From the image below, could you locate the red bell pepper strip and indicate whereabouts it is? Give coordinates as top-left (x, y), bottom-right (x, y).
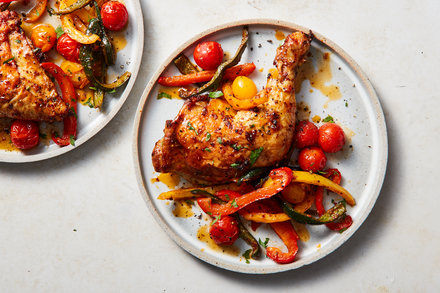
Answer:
top-left (197, 167), bottom-right (293, 216)
top-left (41, 62), bottom-right (77, 146)
top-left (315, 169), bottom-right (353, 232)
top-left (158, 63), bottom-right (256, 87)
top-left (266, 221), bottom-right (299, 264)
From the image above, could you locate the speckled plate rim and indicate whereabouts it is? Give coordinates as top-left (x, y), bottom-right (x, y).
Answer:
top-left (0, 0), bottom-right (144, 163)
top-left (132, 19), bottom-right (388, 274)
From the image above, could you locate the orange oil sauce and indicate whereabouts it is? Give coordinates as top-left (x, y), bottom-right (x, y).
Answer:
top-left (197, 224), bottom-right (240, 256)
top-left (150, 173), bottom-right (181, 189)
top-left (0, 119), bottom-right (16, 151)
top-left (275, 30), bottom-right (285, 41)
top-left (157, 86), bottom-right (182, 100)
top-left (296, 101), bottom-right (311, 121)
top-left (296, 52), bottom-right (342, 108)
top-left (312, 115), bottom-right (321, 123)
top-left (172, 200), bottom-right (194, 218)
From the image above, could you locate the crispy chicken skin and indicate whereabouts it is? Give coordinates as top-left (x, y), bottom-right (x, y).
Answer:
top-left (152, 31), bottom-right (312, 184)
top-left (0, 10), bottom-right (67, 122)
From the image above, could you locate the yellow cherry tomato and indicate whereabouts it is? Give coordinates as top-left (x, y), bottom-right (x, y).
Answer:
top-left (231, 76), bottom-right (258, 100)
top-left (31, 24), bottom-right (56, 52)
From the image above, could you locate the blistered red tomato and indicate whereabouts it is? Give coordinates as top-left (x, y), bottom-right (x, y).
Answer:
top-left (56, 34), bottom-right (80, 62)
top-left (298, 146), bottom-right (327, 172)
top-left (31, 24), bottom-right (57, 52)
top-left (318, 123), bottom-right (345, 153)
top-left (10, 120), bottom-right (40, 150)
top-left (294, 120), bottom-right (319, 149)
top-left (209, 215), bottom-right (239, 246)
top-left (101, 1), bottom-right (128, 31)
top-left (193, 41), bottom-right (223, 70)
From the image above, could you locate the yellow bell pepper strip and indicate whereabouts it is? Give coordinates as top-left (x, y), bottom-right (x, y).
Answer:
top-left (48, 0), bottom-right (93, 15)
top-left (157, 63), bottom-right (256, 87)
top-left (266, 221), bottom-right (299, 264)
top-left (61, 14), bottom-right (100, 44)
top-left (196, 167), bottom-right (293, 216)
top-left (241, 212), bottom-right (290, 223)
top-left (24, 0), bottom-right (47, 23)
top-left (157, 182), bottom-right (254, 200)
top-left (315, 169), bottom-right (353, 232)
top-left (222, 80), bottom-right (268, 110)
top-left (289, 171), bottom-right (356, 206)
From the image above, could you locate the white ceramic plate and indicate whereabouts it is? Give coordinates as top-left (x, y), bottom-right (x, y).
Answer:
top-left (133, 20), bottom-right (387, 274)
top-left (0, 0), bottom-right (144, 163)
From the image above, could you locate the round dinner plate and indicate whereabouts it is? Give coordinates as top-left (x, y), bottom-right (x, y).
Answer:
top-left (0, 0), bottom-right (144, 163)
top-left (133, 19), bottom-right (387, 274)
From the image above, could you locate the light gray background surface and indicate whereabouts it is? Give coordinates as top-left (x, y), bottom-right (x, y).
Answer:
top-left (1, 0), bottom-right (438, 292)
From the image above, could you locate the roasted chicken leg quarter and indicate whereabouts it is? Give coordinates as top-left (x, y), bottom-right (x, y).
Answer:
top-left (152, 31), bottom-right (312, 184)
top-left (0, 10), bottom-right (68, 122)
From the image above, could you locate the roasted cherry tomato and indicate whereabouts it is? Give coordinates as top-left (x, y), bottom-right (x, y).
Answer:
top-left (101, 1), bottom-right (128, 31)
top-left (232, 76), bottom-right (257, 100)
top-left (10, 120), bottom-right (40, 150)
top-left (294, 120), bottom-right (318, 149)
top-left (31, 24), bottom-right (56, 52)
top-left (298, 146), bottom-right (327, 172)
top-left (318, 123), bottom-right (345, 153)
top-left (56, 34), bottom-right (80, 62)
top-left (209, 215), bottom-right (239, 246)
top-left (193, 41), bottom-right (223, 70)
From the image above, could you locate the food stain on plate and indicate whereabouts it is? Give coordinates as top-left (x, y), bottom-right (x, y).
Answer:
top-left (296, 52), bottom-right (342, 108)
top-left (197, 224), bottom-right (240, 256)
top-left (172, 200), bottom-right (194, 218)
top-left (274, 30), bottom-right (285, 41)
top-left (151, 172), bottom-right (181, 189)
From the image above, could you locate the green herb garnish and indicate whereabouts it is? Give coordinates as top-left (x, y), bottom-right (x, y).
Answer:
top-left (211, 215), bottom-right (221, 226)
top-left (322, 115), bottom-right (335, 123)
top-left (55, 26), bottom-right (64, 38)
top-left (157, 92), bottom-right (172, 99)
top-left (249, 147), bottom-right (264, 166)
top-left (230, 162), bottom-right (240, 168)
top-left (69, 135), bottom-right (76, 146)
top-left (205, 132), bottom-right (211, 141)
top-left (231, 199), bottom-right (238, 208)
top-left (187, 122), bottom-right (199, 135)
top-left (258, 237), bottom-right (269, 248)
top-left (204, 148), bottom-right (211, 152)
top-left (242, 249), bottom-right (252, 264)
top-left (217, 137), bottom-right (223, 144)
top-left (3, 57), bottom-right (14, 64)
top-left (208, 91), bottom-right (224, 98)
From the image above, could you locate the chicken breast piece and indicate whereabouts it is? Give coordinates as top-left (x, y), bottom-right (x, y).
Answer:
top-left (152, 31), bottom-right (312, 184)
top-left (0, 10), bottom-right (68, 122)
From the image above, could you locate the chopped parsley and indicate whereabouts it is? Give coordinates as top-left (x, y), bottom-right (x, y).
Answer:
top-left (157, 92), bottom-right (171, 99)
top-left (211, 215), bottom-right (221, 226)
top-left (84, 98), bottom-right (94, 108)
top-left (230, 199), bottom-right (238, 208)
top-left (224, 194), bottom-right (230, 201)
top-left (242, 249), bottom-right (252, 264)
top-left (230, 162), bottom-right (240, 168)
top-left (69, 135), bottom-right (76, 146)
top-left (249, 147), bottom-right (264, 166)
top-left (187, 122), bottom-right (199, 135)
top-left (258, 237), bottom-right (269, 248)
top-left (55, 26), bottom-right (64, 39)
top-left (232, 144), bottom-right (243, 151)
top-left (14, 39), bottom-right (21, 44)
top-left (3, 57), bottom-right (14, 64)
top-left (89, 86), bottom-right (98, 91)
top-left (208, 91), bottom-right (224, 98)
top-left (205, 132), bottom-right (211, 141)
top-left (322, 115), bottom-right (335, 123)
top-left (204, 148), bottom-right (211, 152)
top-left (217, 137), bottom-right (223, 144)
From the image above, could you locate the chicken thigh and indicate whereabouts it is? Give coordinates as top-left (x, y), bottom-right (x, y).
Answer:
top-left (152, 31), bottom-right (312, 184)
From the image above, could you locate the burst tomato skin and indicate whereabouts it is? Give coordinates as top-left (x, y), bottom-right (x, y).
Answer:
top-left (209, 215), bottom-right (239, 246)
top-left (56, 34), bottom-right (80, 62)
top-left (193, 41), bottom-right (223, 70)
top-left (294, 121), bottom-right (319, 149)
top-left (31, 24), bottom-right (57, 52)
top-left (101, 1), bottom-right (128, 31)
top-left (298, 146), bottom-right (327, 172)
top-left (318, 123), bottom-right (345, 153)
top-left (10, 120), bottom-right (40, 150)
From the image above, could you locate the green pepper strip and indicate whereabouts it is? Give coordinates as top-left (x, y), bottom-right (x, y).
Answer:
top-left (48, 0), bottom-right (93, 15)
top-left (80, 19), bottom-right (131, 92)
top-left (173, 54), bottom-right (199, 75)
top-left (93, 1), bottom-right (115, 66)
top-left (282, 200), bottom-right (347, 225)
top-left (193, 189), bottom-right (261, 259)
top-left (237, 168), bottom-right (269, 185)
top-left (191, 26), bottom-right (249, 97)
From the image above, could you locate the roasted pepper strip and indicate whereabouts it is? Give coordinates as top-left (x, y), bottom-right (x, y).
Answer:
top-left (93, 1), bottom-right (115, 65)
top-left (192, 27), bottom-right (249, 96)
top-left (266, 221), bottom-right (299, 264)
top-left (41, 62), bottom-right (77, 146)
top-left (235, 215), bottom-right (261, 259)
top-left (48, 0), bottom-right (93, 15)
top-left (289, 171), bottom-right (356, 206)
top-left (158, 63), bottom-right (256, 87)
top-left (157, 183), bottom-right (253, 200)
top-left (25, 0), bottom-right (47, 23)
top-left (173, 54), bottom-right (199, 75)
top-left (241, 212), bottom-right (290, 223)
top-left (282, 200), bottom-right (347, 225)
top-left (61, 14), bottom-right (100, 44)
top-left (315, 169), bottom-right (353, 232)
top-left (197, 167), bottom-right (293, 216)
